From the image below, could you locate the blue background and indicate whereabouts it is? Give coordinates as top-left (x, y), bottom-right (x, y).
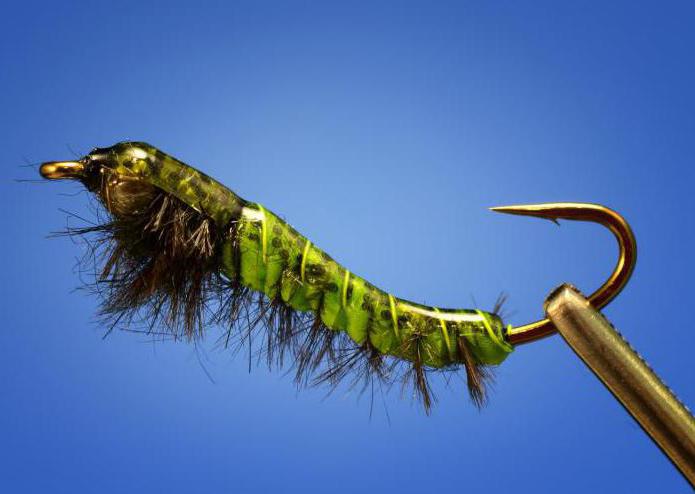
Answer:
top-left (2, 1), bottom-right (694, 492)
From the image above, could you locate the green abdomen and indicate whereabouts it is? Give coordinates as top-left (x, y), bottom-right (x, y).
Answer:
top-left (222, 203), bottom-right (512, 368)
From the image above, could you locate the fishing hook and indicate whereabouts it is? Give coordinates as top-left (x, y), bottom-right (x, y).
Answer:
top-left (491, 202), bottom-right (637, 345)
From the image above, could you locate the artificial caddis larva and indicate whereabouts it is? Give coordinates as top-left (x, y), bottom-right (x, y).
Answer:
top-left (40, 142), bottom-right (513, 411)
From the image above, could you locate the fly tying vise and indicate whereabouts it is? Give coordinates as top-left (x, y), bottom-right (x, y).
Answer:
top-left (38, 142), bottom-right (637, 410)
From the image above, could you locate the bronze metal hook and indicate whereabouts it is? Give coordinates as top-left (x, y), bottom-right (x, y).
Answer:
top-left (490, 202), bottom-right (637, 345)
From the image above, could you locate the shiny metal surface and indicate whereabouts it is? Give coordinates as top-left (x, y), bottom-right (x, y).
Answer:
top-left (39, 161), bottom-right (85, 180)
top-left (545, 284), bottom-right (695, 487)
top-left (491, 203), bottom-right (637, 345)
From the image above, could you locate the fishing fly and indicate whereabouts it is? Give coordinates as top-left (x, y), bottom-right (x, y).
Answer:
top-left (39, 142), bottom-right (636, 412)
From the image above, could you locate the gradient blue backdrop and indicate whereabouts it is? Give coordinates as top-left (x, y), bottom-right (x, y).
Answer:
top-left (2, 1), bottom-right (694, 492)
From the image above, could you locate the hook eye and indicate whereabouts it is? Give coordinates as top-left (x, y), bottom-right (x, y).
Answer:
top-left (40, 161), bottom-right (85, 180)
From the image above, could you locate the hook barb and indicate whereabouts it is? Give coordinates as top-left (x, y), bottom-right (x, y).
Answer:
top-left (490, 202), bottom-right (637, 345)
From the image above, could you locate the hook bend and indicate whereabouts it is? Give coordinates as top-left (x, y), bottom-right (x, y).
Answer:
top-left (490, 202), bottom-right (637, 345)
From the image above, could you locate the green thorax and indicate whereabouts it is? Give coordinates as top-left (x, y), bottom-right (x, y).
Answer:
top-left (92, 141), bottom-right (245, 225)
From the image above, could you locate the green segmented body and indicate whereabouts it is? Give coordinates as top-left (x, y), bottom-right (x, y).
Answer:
top-left (97, 142), bottom-right (513, 367)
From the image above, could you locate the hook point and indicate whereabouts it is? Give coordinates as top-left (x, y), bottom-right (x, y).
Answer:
top-left (489, 203), bottom-right (561, 221)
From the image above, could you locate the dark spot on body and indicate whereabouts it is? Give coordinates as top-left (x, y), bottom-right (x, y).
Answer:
top-left (307, 264), bottom-right (325, 276)
top-left (148, 157), bottom-right (163, 174)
